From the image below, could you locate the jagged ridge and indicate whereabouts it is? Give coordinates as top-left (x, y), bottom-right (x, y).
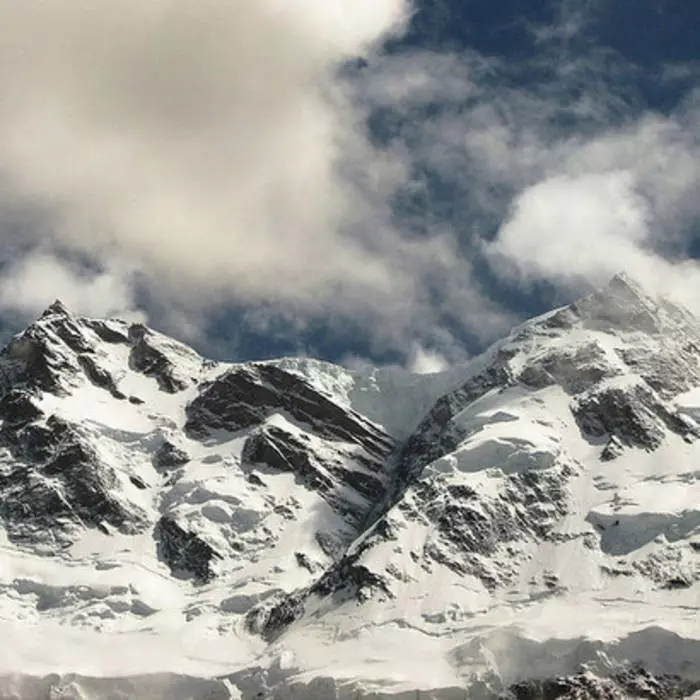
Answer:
top-left (0, 277), bottom-right (698, 698)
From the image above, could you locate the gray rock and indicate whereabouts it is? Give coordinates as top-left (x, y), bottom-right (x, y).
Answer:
top-left (572, 385), bottom-right (693, 452)
top-left (153, 441), bottom-right (190, 469)
top-left (507, 667), bottom-right (700, 700)
top-left (186, 363), bottom-right (393, 458)
top-left (128, 324), bottom-right (188, 393)
top-left (0, 390), bottom-right (44, 426)
top-left (77, 353), bottom-right (125, 399)
top-left (0, 416), bottom-right (146, 548)
top-left (154, 516), bottom-right (222, 584)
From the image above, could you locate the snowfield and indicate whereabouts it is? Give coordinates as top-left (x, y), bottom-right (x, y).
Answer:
top-left (0, 277), bottom-right (698, 699)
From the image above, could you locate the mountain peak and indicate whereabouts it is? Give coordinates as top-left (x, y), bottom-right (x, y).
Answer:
top-left (38, 299), bottom-right (71, 319)
top-left (605, 271), bottom-right (649, 300)
top-left (0, 281), bottom-right (698, 699)
top-left (567, 272), bottom-right (669, 334)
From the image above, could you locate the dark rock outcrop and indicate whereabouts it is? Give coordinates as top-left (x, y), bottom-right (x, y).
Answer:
top-left (518, 342), bottom-right (620, 395)
top-left (242, 422), bottom-right (387, 528)
top-left (0, 301), bottom-right (121, 397)
top-left (243, 425), bottom-right (334, 493)
top-left (82, 319), bottom-right (130, 345)
top-left (246, 593), bottom-right (306, 641)
top-left (155, 516), bottom-right (222, 583)
top-left (394, 463), bottom-right (572, 589)
top-left (153, 441), bottom-right (190, 469)
top-left (77, 354), bottom-right (125, 399)
top-left (186, 364), bottom-right (393, 457)
top-left (573, 385), bottom-right (695, 451)
top-left (395, 362), bottom-right (513, 486)
top-left (128, 324), bottom-right (188, 393)
top-left (507, 667), bottom-right (700, 700)
top-left (2, 326), bottom-right (78, 395)
top-left (247, 544), bottom-right (394, 642)
top-left (0, 416), bottom-right (146, 547)
top-left (0, 390), bottom-right (44, 426)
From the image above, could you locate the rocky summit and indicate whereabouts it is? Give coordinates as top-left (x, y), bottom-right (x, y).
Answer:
top-left (0, 274), bottom-right (698, 699)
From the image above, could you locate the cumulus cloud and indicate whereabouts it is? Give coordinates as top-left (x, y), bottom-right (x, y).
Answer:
top-left (363, 17), bottom-right (700, 319)
top-left (482, 111), bottom-right (700, 310)
top-left (2, 0), bottom-right (700, 364)
top-left (486, 171), bottom-right (651, 286)
top-left (0, 253), bottom-right (142, 320)
top-left (0, 0), bottom-right (525, 364)
top-left (0, 0), bottom-right (425, 324)
top-left (484, 165), bottom-right (700, 312)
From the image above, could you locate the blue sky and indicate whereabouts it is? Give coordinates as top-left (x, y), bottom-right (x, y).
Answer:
top-left (222, 0), bottom-right (700, 366)
top-left (0, 1), bottom-right (698, 370)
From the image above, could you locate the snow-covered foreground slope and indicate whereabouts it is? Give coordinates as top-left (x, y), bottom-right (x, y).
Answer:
top-left (0, 276), bottom-right (698, 699)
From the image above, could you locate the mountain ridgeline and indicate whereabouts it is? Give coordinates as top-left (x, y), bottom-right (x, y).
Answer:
top-left (0, 276), bottom-right (698, 700)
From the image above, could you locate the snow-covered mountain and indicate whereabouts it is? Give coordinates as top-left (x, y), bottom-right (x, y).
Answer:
top-left (0, 275), bottom-right (698, 699)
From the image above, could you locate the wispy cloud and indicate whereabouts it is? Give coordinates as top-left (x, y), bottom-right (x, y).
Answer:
top-left (359, 2), bottom-right (700, 326)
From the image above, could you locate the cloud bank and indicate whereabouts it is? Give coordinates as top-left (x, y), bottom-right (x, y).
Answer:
top-left (0, 0), bottom-right (439, 330)
top-left (1, 1), bottom-right (700, 364)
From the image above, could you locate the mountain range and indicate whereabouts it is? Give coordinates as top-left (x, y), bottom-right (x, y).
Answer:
top-left (0, 274), bottom-right (698, 699)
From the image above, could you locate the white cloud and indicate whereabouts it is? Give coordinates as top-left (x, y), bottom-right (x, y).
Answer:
top-left (407, 343), bottom-right (450, 374)
top-left (0, 0), bottom-right (417, 321)
top-left (0, 253), bottom-right (142, 320)
top-left (371, 43), bottom-right (700, 319)
top-left (481, 114), bottom-right (700, 311)
top-left (0, 0), bottom-right (521, 364)
top-left (2, 1), bottom-right (700, 365)
top-left (486, 171), bottom-right (651, 287)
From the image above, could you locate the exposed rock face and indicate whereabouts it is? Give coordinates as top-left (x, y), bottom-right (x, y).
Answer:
top-left (153, 441), bottom-right (190, 469)
top-left (243, 425), bottom-right (334, 492)
top-left (0, 301), bottom-right (130, 399)
top-left (2, 320), bottom-right (81, 395)
top-left (518, 341), bottom-right (620, 393)
top-left (413, 465), bottom-right (572, 584)
top-left (82, 318), bottom-right (130, 345)
top-left (181, 363), bottom-right (397, 578)
top-left (186, 363), bottom-right (393, 457)
top-left (615, 343), bottom-right (700, 399)
top-left (154, 516), bottom-right (222, 583)
top-left (246, 593), bottom-right (306, 641)
top-left (0, 390), bottom-right (44, 426)
top-left (76, 353), bottom-right (125, 399)
top-left (245, 275), bottom-right (700, 646)
top-left (573, 384), bottom-right (697, 452)
top-left (507, 668), bottom-right (700, 700)
top-left (0, 306), bottom-right (207, 553)
top-left (247, 539), bottom-right (395, 641)
top-left (573, 386), bottom-right (666, 450)
top-left (0, 416), bottom-right (146, 548)
top-left (242, 424), bottom-right (387, 521)
top-left (128, 324), bottom-right (191, 393)
top-left (514, 276), bottom-right (700, 462)
top-left (396, 362), bottom-right (513, 485)
top-left (252, 453), bottom-right (575, 634)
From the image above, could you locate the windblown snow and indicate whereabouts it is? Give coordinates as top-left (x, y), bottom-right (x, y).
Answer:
top-left (0, 276), bottom-right (698, 699)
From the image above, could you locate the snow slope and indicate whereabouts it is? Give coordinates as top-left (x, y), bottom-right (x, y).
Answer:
top-left (0, 277), bottom-right (698, 699)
